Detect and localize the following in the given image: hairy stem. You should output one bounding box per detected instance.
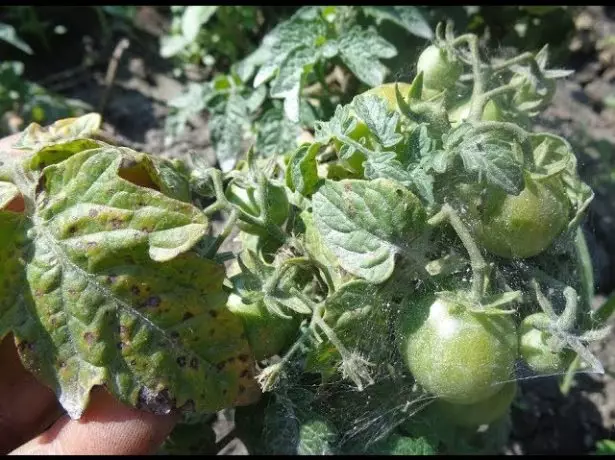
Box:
[428,204,488,301]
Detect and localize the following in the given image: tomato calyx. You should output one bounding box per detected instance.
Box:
[519,281,610,375]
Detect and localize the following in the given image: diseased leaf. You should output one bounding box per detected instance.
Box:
[209,93,249,172]
[312,179,426,283]
[458,134,524,195]
[0,143,260,419]
[270,46,318,122]
[353,94,402,148]
[14,113,102,151]
[338,26,397,87]
[256,107,300,158]
[362,6,433,40]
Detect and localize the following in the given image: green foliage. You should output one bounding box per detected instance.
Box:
[164,5,433,172]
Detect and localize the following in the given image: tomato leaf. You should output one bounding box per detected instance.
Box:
[255,107,301,158]
[181,5,218,42]
[14,113,102,151]
[209,92,250,172]
[0,143,259,419]
[353,94,403,148]
[285,142,320,196]
[457,134,524,195]
[361,6,433,40]
[338,26,397,87]
[312,178,426,284]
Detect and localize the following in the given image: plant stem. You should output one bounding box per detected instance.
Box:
[428,204,488,301]
[203,208,238,259]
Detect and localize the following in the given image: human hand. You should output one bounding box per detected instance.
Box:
[0,133,177,455]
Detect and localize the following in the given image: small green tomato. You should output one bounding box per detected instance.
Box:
[227,293,300,361]
[466,176,571,259]
[416,45,463,92]
[397,294,518,405]
[519,312,576,375]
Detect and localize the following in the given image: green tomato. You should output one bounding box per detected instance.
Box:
[362,82,413,111]
[519,312,575,374]
[430,380,517,428]
[467,177,571,259]
[227,293,300,361]
[397,294,518,405]
[449,98,503,127]
[416,45,463,92]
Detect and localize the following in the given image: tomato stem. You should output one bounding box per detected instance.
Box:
[429,204,489,302]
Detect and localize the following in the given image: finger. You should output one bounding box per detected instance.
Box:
[10,386,178,455]
[0,335,63,454]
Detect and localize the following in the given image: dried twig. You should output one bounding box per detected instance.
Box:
[98,38,131,114]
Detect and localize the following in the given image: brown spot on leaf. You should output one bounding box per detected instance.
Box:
[189,358,199,369]
[240,369,249,378]
[83,332,96,345]
[208,310,218,318]
[177,356,186,367]
[110,218,124,230]
[183,312,194,321]
[216,361,225,371]
[130,359,137,366]
[68,224,77,235]
[238,354,249,363]
[131,285,140,296]
[145,296,161,308]
[238,384,246,394]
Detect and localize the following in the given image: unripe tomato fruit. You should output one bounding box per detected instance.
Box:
[227,293,300,361]
[448,98,503,126]
[519,312,575,375]
[397,294,518,405]
[467,177,570,259]
[429,380,517,427]
[416,45,463,92]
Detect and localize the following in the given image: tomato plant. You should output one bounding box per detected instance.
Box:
[0,16,607,456]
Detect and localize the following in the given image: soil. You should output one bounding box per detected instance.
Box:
[8,5,615,455]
